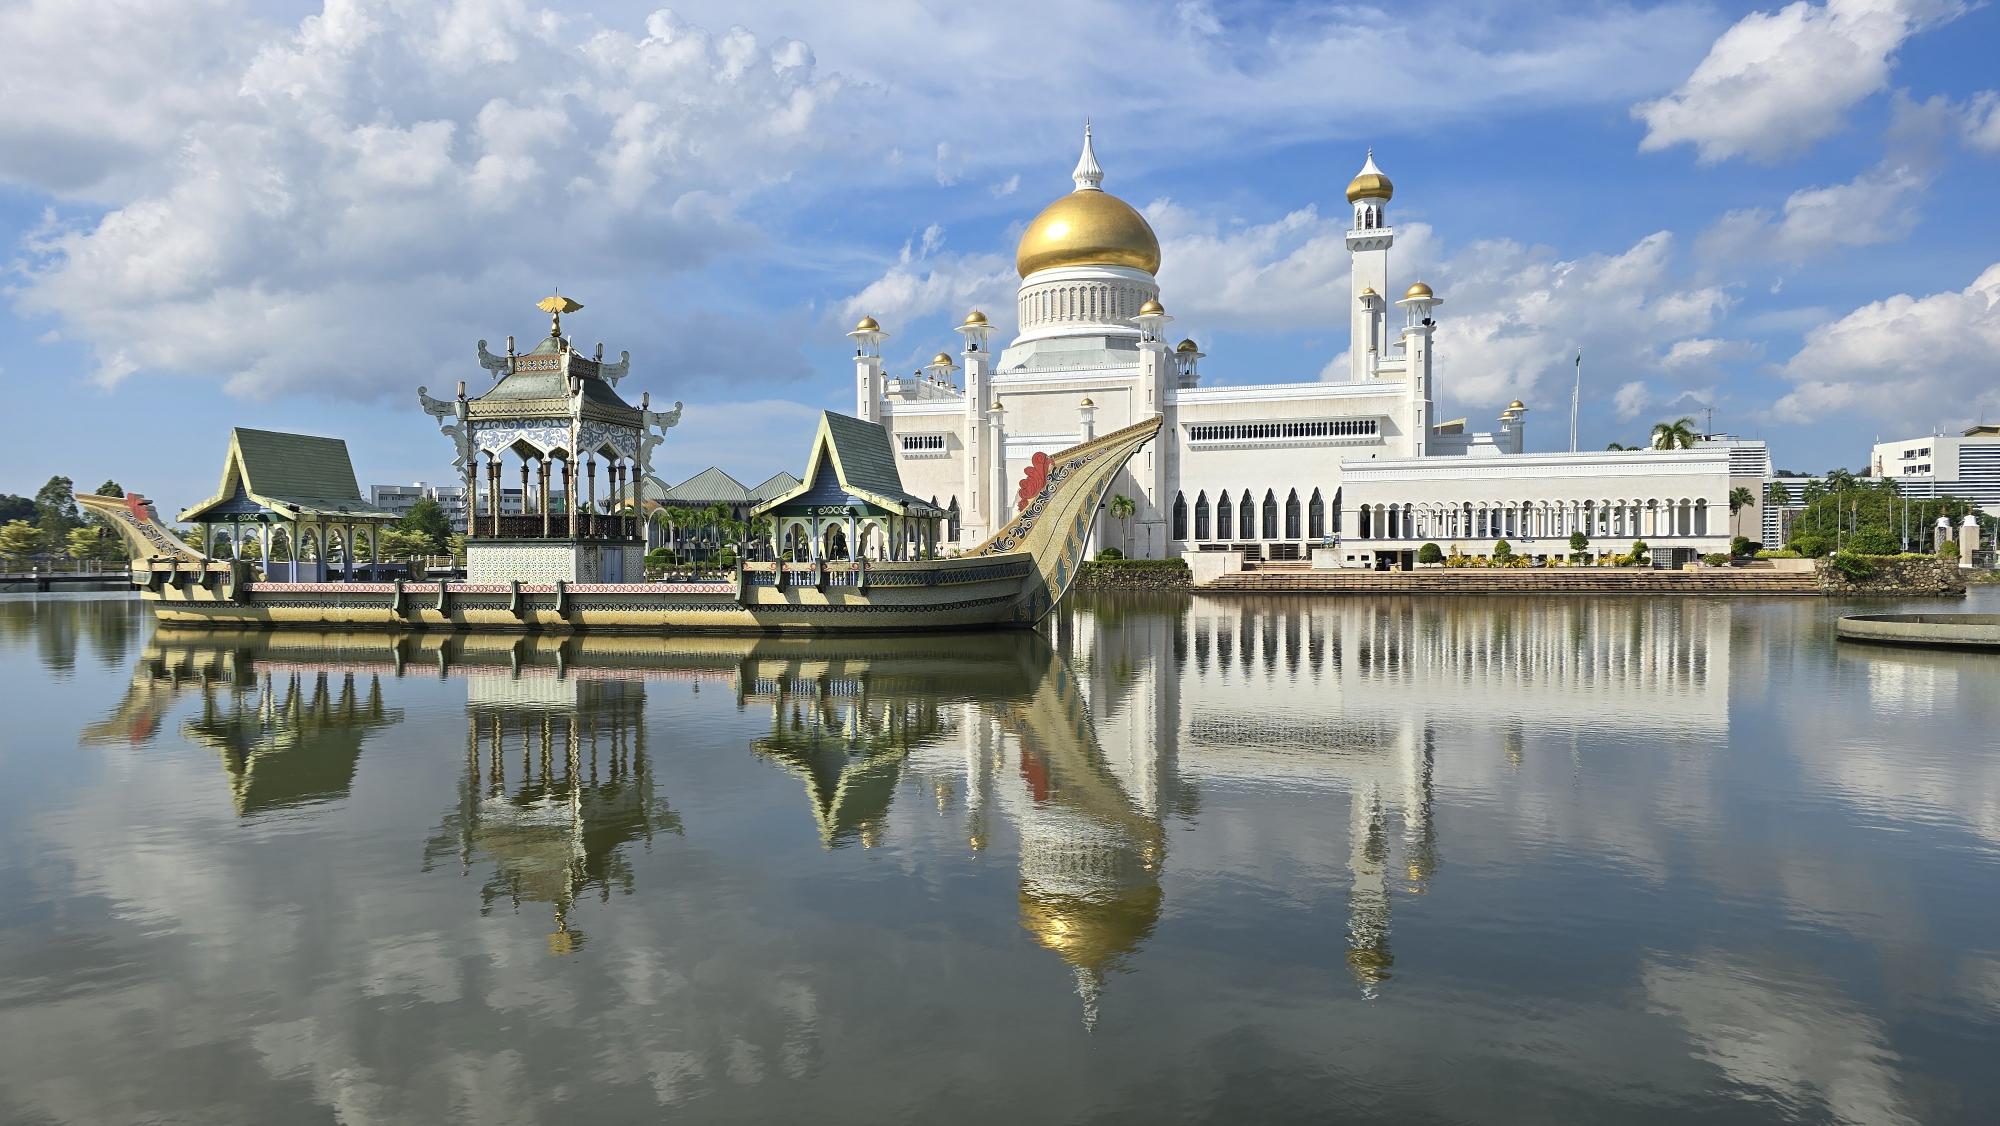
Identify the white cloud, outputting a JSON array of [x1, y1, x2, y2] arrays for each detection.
[[1696, 91, 1951, 262], [837, 224, 1016, 347], [11, 2, 849, 398], [1962, 91, 2000, 152], [1773, 262, 2000, 424], [1633, 0, 1964, 163], [1613, 380, 1653, 421], [1660, 337, 1761, 372], [990, 174, 1021, 199]]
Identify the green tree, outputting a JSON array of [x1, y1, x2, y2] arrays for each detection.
[[1568, 530, 1589, 559], [1605, 442, 1638, 451], [1493, 539, 1515, 563], [0, 495, 34, 523], [1728, 486, 1756, 515], [94, 480, 124, 498], [377, 528, 434, 559], [33, 475, 81, 543], [397, 497, 452, 553], [1418, 542, 1443, 564], [1765, 480, 1792, 508], [1650, 417, 1699, 450], [0, 520, 46, 564], [66, 527, 105, 562], [1629, 539, 1649, 565]]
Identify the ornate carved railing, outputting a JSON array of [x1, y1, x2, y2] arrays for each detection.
[[475, 513, 640, 542]]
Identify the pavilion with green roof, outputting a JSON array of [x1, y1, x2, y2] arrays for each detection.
[[751, 411, 948, 562], [178, 428, 399, 580]]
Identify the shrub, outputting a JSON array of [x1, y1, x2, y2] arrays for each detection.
[[1755, 548, 1803, 560], [1493, 539, 1515, 563], [1730, 536, 1754, 558], [1828, 551, 1876, 581], [1848, 529, 1900, 555], [1702, 553, 1731, 566], [1096, 547, 1125, 561], [1629, 539, 1650, 565], [1569, 531, 1589, 555], [1417, 542, 1443, 564], [1789, 533, 1833, 558]]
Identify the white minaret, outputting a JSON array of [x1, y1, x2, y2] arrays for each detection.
[[1345, 150, 1394, 384], [957, 309, 995, 545], [1134, 299, 1174, 558], [849, 315, 887, 423], [1396, 282, 1440, 458], [989, 400, 1010, 526]]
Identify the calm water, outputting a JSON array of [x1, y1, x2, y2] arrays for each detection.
[[2, 591, 1998, 1124]]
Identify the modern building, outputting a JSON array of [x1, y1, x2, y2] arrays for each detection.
[[369, 481, 476, 524], [1871, 425, 2000, 514], [857, 127, 1755, 567]]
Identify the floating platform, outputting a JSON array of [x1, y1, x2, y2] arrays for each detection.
[[1836, 613, 2000, 650]]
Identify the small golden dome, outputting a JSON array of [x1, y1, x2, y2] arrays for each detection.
[[959, 309, 988, 327], [989, 399, 1005, 412], [1175, 338, 1199, 353], [1404, 281, 1434, 300], [1360, 286, 1377, 298], [1016, 189, 1162, 277], [1346, 149, 1393, 203], [1080, 397, 1094, 407], [1509, 399, 1526, 410], [1137, 298, 1165, 316], [931, 352, 953, 367], [854, 315, 881, 333]]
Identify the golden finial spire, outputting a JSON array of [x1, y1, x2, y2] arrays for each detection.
[[537, 290, 583, 338]]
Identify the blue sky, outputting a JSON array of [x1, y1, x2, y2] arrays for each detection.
[[4, 0, 1999, 510]]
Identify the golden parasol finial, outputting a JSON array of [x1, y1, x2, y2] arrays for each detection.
[[537, 290, 583, 337]]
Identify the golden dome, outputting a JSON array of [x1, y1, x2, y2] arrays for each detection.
[[1137, 298, 1165, 316], [1018, 883, 1163, 972], [1403, 281, 1433, 300], [959, 309, 988, 327], [1508, 399, 1526, 410], [1015, 189, 1161, 277], [1175, 338, 1199, 353], [1080, 397, 1094, 407], [853, 315, 880, 333], [1346, 149, 1393, 203], [1360, 286, 1377, 298], [931, 352, 953, 367]]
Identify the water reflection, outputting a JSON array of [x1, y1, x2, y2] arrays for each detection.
[[24, 591, 1999, 1123]]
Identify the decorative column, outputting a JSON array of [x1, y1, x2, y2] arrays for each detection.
[[487, 453, 500, 537], [989, 401, 1009, 529], [539, 458, 551, 539], [586, 458, 598, 538], [560, 458, 573, 537]]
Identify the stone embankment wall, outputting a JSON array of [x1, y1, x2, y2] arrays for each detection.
[[1815, 556, 1967, 596], [1074, 560, 1192, 591]]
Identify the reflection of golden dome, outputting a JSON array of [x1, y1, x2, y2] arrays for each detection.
[[1404, 281, 1433, 300], [1346, 150, 1393, 202], [1348, 942, 1393, 986], [1175, 338, 1199, 353], [1016, 189, 1162, 277], [1019, 883, 1163, 972]]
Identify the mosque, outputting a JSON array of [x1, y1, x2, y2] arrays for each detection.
[[858, 127, 1766, 567]]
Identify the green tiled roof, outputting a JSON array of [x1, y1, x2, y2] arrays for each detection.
[[664, 466, 752, 505], [753, 412, 941, 518], [181, 428, 397, 522], [749, 471, 802, 502]]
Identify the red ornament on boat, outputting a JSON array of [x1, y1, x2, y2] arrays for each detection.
[[1017, 452, 1051, 512]]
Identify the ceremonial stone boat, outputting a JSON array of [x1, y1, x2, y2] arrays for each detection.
[[78, 415, 1162, 634]]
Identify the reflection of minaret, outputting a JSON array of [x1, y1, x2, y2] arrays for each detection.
[[425, 676, 679, 955], [1343, 719, 1436, 998]]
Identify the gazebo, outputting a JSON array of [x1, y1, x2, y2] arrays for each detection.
[[421, 294, 681, 583], [178, 428, 399, 581], [751, 411, 947, 562]]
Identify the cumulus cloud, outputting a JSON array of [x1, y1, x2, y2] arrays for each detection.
[[836, 224, 1015, 349], [1773, 262, 2000, 425], [11, 2, 848, 398], [1613, 380, 1654, 421], [1633, 0, 1965, 163], [1696, 91, 1952, 262], [1961, 91, 2000, 152]]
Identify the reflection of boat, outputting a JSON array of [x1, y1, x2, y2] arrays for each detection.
[[74, 414, 1161, 634]]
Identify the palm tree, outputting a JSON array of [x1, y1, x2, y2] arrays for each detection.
[[1728, 487, 1756, 515], [1765, 480, 1793, 508], [1650, 416, 1699, 450], [1605, 442, 1639, 451], [1104, 494, 1136, 557]]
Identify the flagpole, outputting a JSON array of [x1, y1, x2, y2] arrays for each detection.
[[1569, 352, 1581, 453]]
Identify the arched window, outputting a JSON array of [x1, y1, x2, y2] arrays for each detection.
[[1280, 490, 1296, 539], [1241, 491, 1256, 539], [1331, 488, 1342, 534], [1194, 491, 1211, 540], [1359, 504, 1372, 538], [1217, 493, 1233, 539], [1172, 492, 1188, 541], [1308, 488, 1325, 538]]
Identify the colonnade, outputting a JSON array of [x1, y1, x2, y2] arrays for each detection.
[[774, 513, 943, 563], [1353, 497, 1713, 543], [474, 447, 639, 540]]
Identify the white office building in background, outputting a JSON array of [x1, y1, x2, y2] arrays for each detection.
[[1871, 425, 2000, 513]]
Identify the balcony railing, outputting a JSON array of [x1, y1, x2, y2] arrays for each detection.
[[473, 513, 641, 542]]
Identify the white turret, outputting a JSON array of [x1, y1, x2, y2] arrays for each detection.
[[849, 316, 887, 424], [1396, 282, 1439, 458], [1345, 149, 1395, 384], [957, 309, 996, 544], [1072, 119, 1104, 190]]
